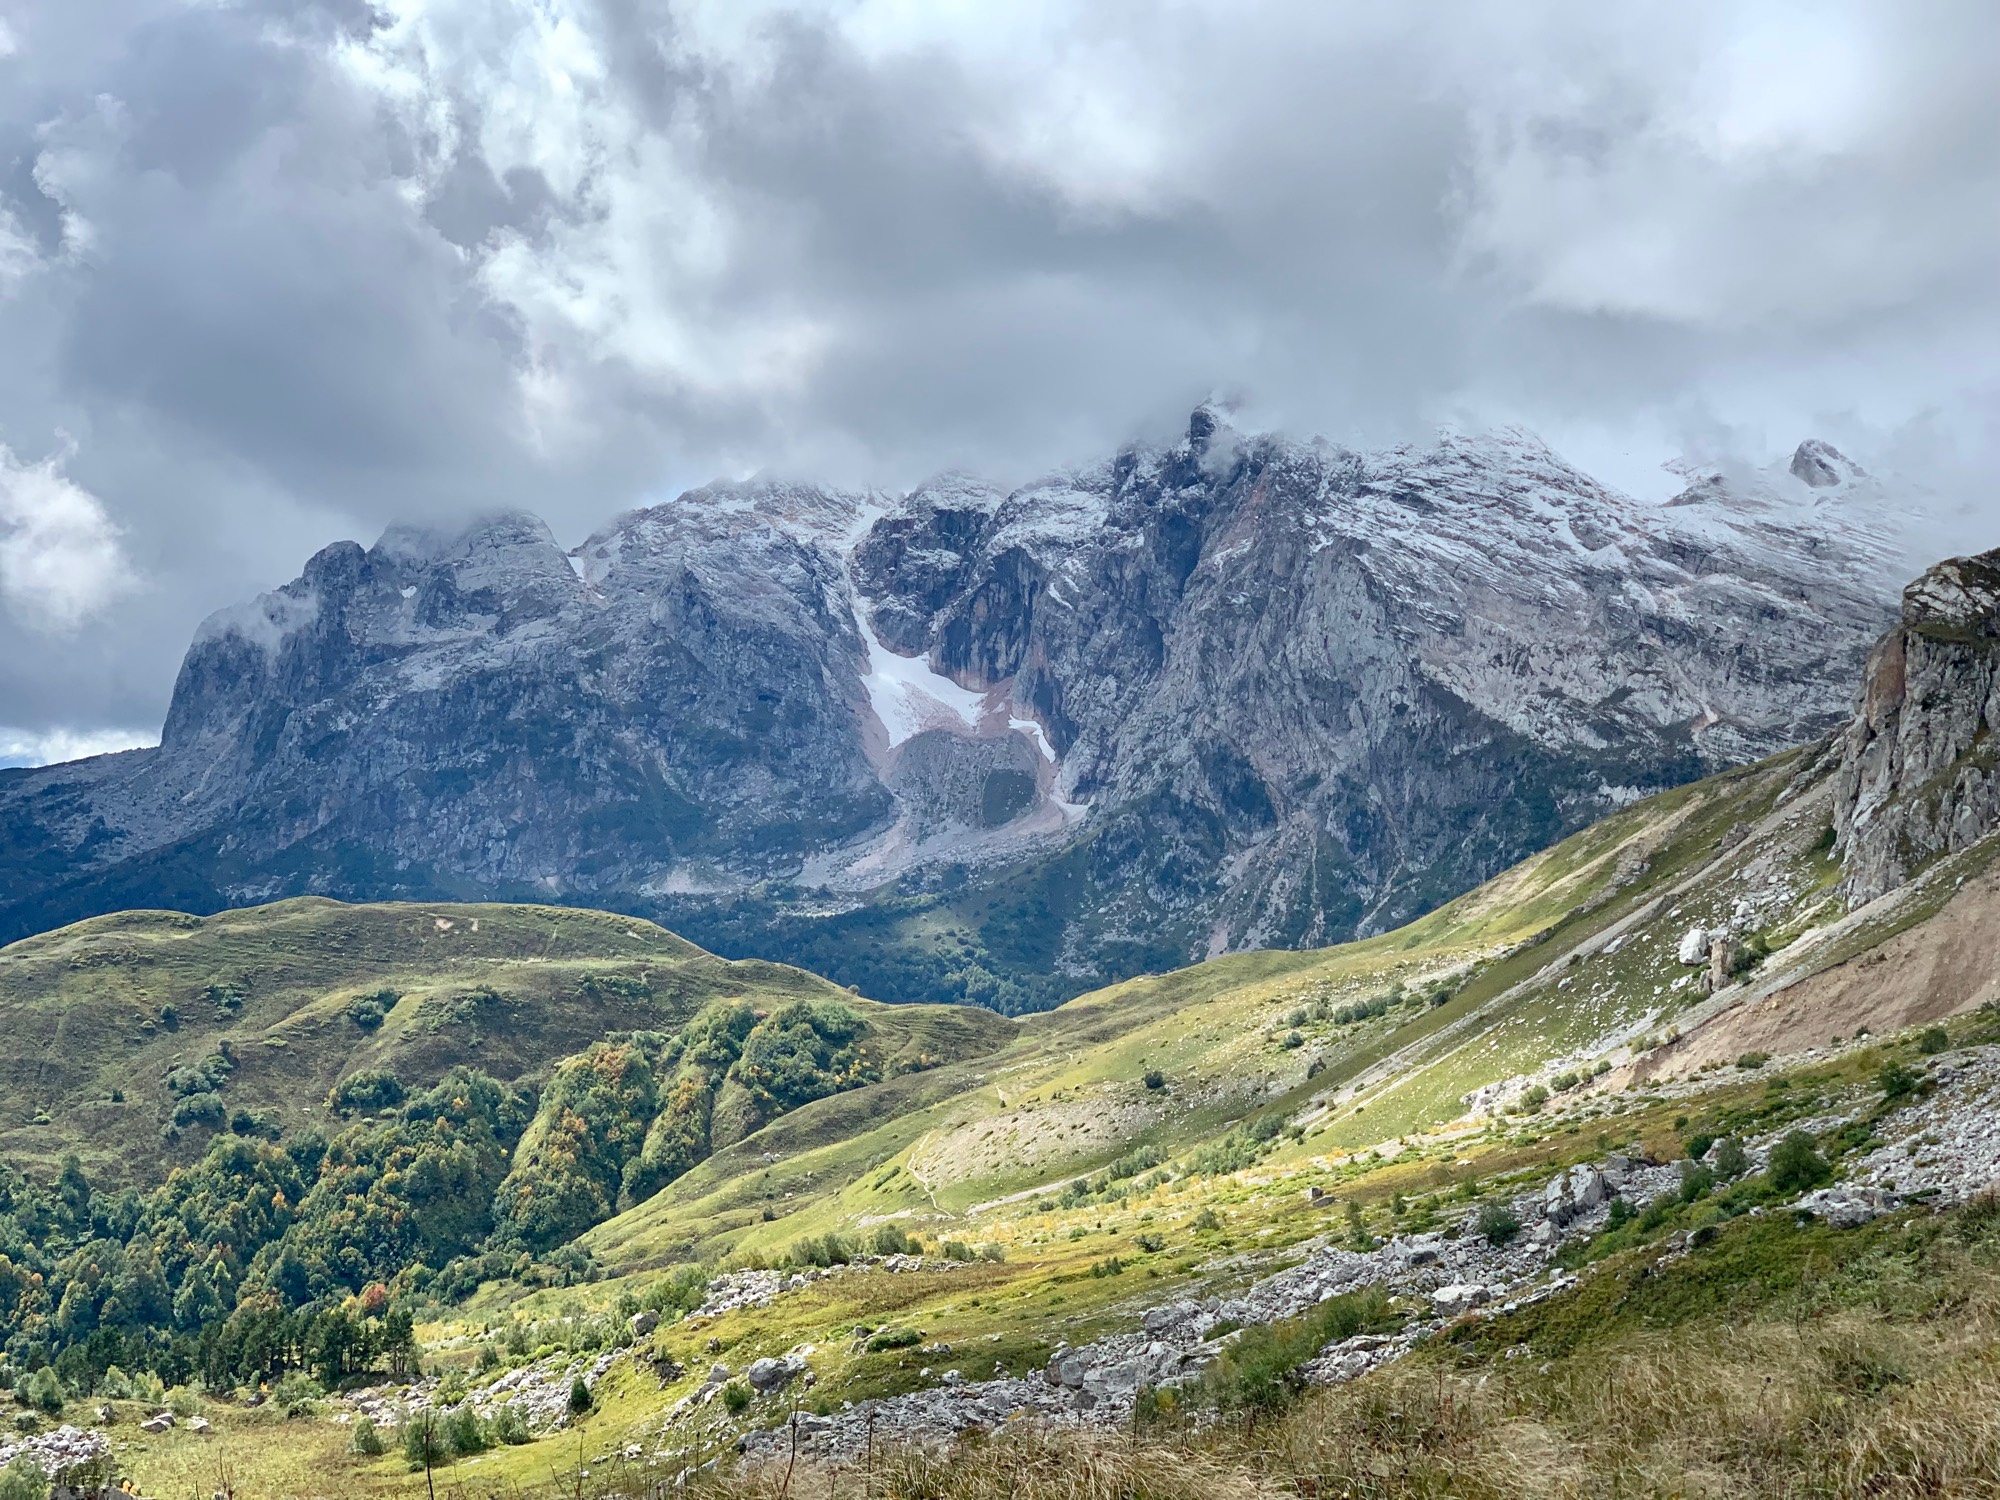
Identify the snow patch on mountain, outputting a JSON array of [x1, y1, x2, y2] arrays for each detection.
[[857, 607, 990, 748]]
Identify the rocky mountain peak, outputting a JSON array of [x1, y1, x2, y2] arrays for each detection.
[[1185, 401, 1228, 454], [1790, 438, 1861, 489]]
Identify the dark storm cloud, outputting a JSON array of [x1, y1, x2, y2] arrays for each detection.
[[0, 0, 1994, 755]]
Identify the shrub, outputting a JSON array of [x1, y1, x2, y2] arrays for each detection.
[[22, 1368, 62, 1415], [720, 1380, 752, 1414], [868, 1224, 920, 1256], [1685, 1132, 1716, 1161], [1712, 1137, 1749, 1179], [1518, 1085, 1550, 1114], [568, 1376, 594, 1416], [1134, 1232, 1166, 1253], [329, 1069, 406, 1116], [1090, 1257, 1126, 1277], [204, 981, 247, 1012], [1194, 1208, 1222, 1231], [1332, 994, 1395, 1026], [866, 1328, 923, 1352], [348, 990, 397, 1030], [1917, 1026, 1951, 1055], [442, 1403, 489, 1456], [0, 1458, 47, 1500], [164, 1047, 235, 1096], [1551, 1072, 1580, 1093], [403, 1412, 446, 1470], [1142, 1070, 1166, 1091], [1878, 1061, 1921, 1101], [640, 1263, 711, 1318], [1280, 1030, 1304, 1050], [939, 1240, 975, 1262], [169, 1093, 226, 1129], [1193, 1286, 1394, 1413], [1728, 935, 1770, 978], [229, 1108, 280, 1139], [273, 1372, 322, 1416], [784, 1232, 855, 1268], [1679, 1163, 1716, 1204], [1767, 1131, 1833, 1194], [1477, 1202, 1521, 1246], [1604, 1198, 1634, 1231], [491, 1403, 532, 1445], [1735, 1052, 1770, 1070], [350, 1416, 384, 1456]]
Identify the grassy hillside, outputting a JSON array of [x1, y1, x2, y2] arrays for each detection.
[[0, 897, 1004, 1186], [583, 748, 1806, 1270]]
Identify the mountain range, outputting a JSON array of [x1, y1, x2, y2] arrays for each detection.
[[0, 411, 1910, 1009]]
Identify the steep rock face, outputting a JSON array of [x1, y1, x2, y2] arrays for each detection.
[[847, 420, 1901, 957], [0, 490, 891, 923], [0, 413, 1905, 1003], [1832, 549, 2000, 904]]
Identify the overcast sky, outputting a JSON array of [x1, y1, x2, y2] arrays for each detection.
[[0, 0, 1996, 762]]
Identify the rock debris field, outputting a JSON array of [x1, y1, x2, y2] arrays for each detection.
[[742, 1048, 2000, 1465]]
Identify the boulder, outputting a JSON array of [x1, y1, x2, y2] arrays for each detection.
[[1540, 1165, 1609, 1225], [1795, 1186, 1898, 1229], [1047, 1351, 1092, 1390], [1676, 927, 1710, 965], [746, 1356, 805, 1394], [1432, 1284, 1490, 1314], [1140, 1301, 1206, 1338], [628, 1311, 659, 1338]]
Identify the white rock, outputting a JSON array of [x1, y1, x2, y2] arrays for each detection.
[[1432, 1284, 1490, 1313]]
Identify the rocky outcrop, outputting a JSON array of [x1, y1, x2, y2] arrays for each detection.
[[734, 1148, 1688, 1463], [0, 415, 1903, 1002], [0, 1425, 111, 1484], [1832, 549, 2000, 904]]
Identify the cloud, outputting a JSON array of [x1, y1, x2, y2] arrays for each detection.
[[0, 206, 37, 293], [0, 0, 1994, 744], [0, 724, 154, 770], [1447, 5, 2000, 329], [0, 441, 134, 631]]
